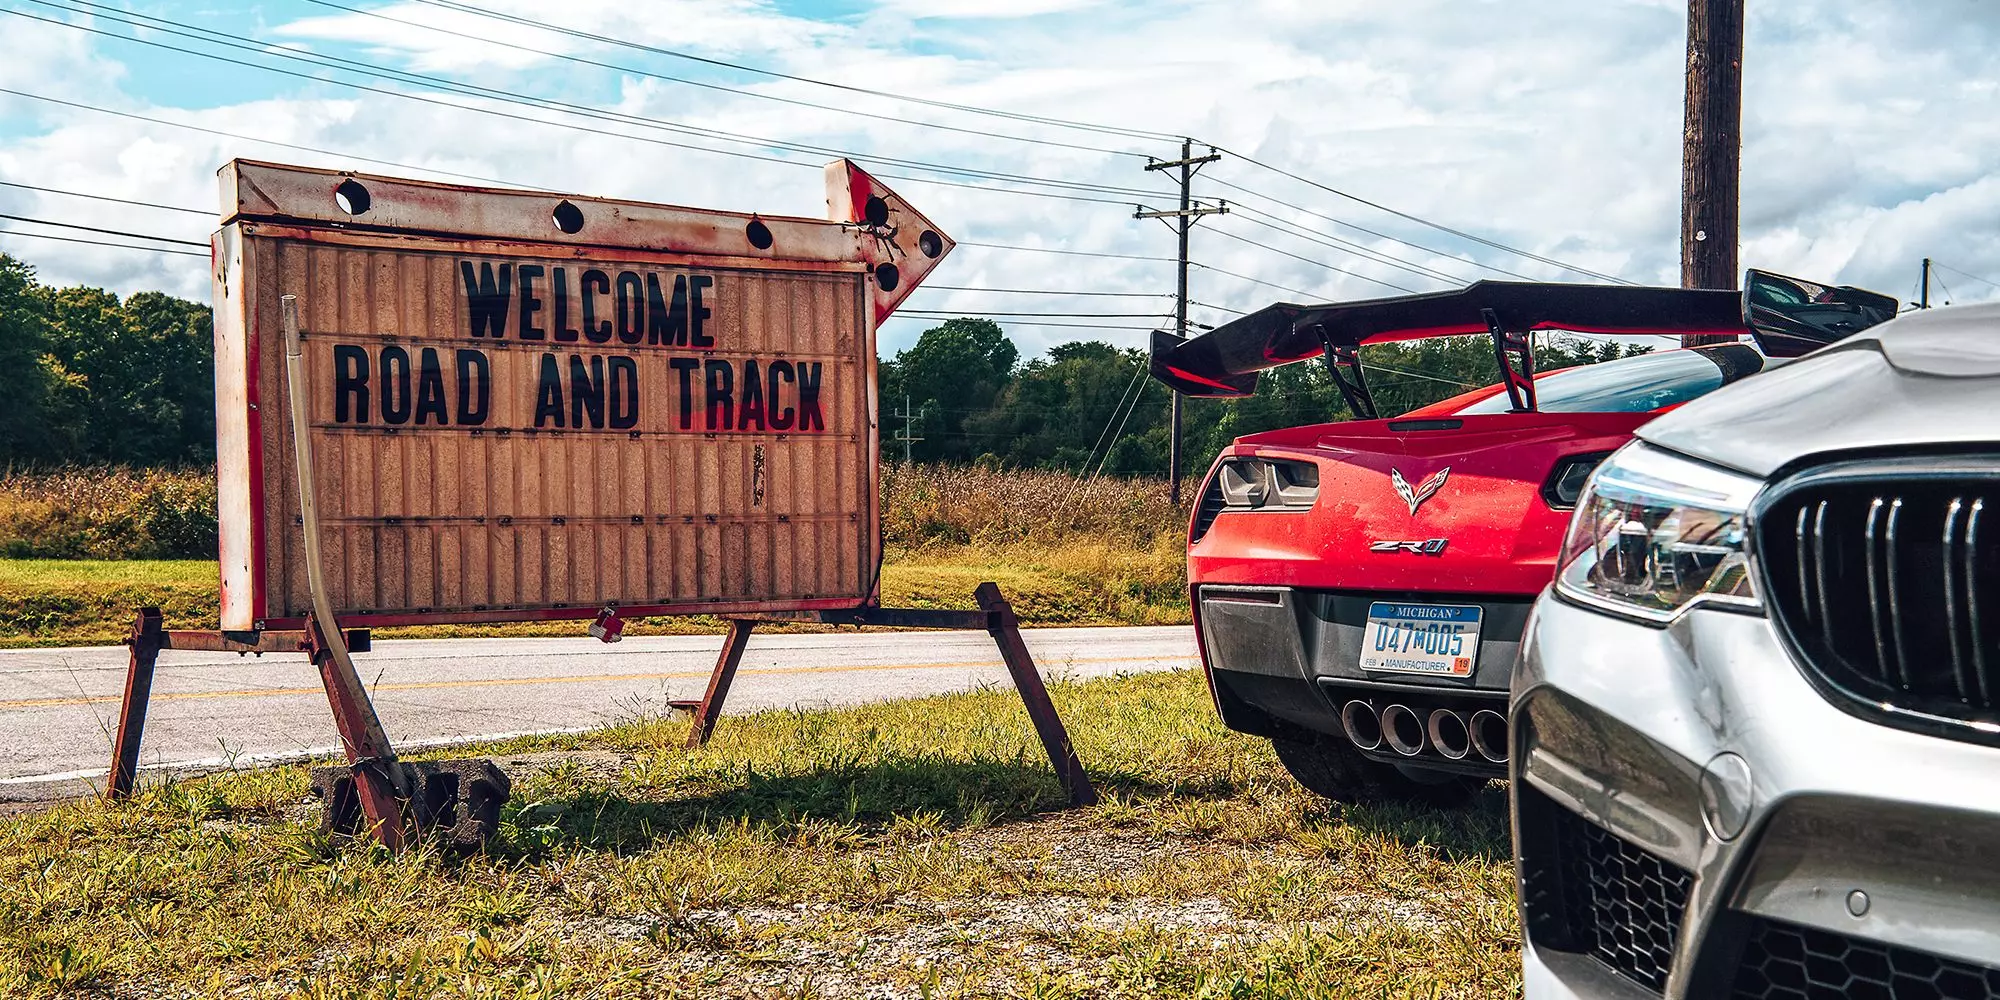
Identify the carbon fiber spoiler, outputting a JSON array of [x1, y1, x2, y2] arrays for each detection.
[[1148, 272, 1896, 400]]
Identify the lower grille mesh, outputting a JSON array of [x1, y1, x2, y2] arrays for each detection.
[[1550, 804, 1693, 993], [1732, 916, 2000, 999]]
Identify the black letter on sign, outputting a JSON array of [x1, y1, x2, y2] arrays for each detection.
[[415, 348, 449, 425], [334, 345, 369, 423], [615, 272, 643, 345], [455, 349, 490, 425], [581, 269, 612, 344], [608, 355, 639, 429], [796, 361, 825, 431], [690, 274, 715, 348], [534, 352, 564, 427], [518, 264, 546, 340], [380, 346, 412, 425], [570, 355, 605, 429], [552, 267, 579, 342], [648, 274, 693, 346], [704, 359, 734, 431], [737, 358, 765, 431], [767, 359, 795, 431], [668, 357, 700, 430], [460, 261, 512, 339]]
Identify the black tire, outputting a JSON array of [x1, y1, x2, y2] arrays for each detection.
[[1270, 734, 1483, 807]]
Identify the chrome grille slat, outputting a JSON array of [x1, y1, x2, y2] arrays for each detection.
[[1864, 498, 1892, 684], [1793, 505, 1812, 626], [1886, 497, 1911, 690], [1972, 498, 1990, 707], [1761, 468, 2000, 745], [1945, 498, 1970, 702], [1811, 500, 1833, 653]]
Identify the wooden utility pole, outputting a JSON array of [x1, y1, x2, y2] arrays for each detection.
[[1679, 0, 1745, 347], [1139, 140, 1225, 505]]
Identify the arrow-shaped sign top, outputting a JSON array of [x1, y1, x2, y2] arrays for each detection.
[[218, 158, 954, 326]]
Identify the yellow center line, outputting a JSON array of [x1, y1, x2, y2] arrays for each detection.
[[0, 654, 1196, 711]]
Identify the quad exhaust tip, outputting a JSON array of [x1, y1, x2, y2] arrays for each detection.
[[1340, 700, 1383, 752], [1427, 709, 1472, 760], [1380, 704, 1426, 757], [1470, 709, 1509, 765]]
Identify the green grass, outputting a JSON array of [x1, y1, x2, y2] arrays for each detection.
[[0, 545, 1191, 647], [0, 670, 1521, 998]]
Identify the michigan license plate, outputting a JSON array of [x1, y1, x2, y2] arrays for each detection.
[[1359, 602, 1481, 677]]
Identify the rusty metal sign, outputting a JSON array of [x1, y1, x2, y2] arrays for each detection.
[[211, 159, 952, 630]]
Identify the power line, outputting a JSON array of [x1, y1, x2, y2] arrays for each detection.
[[0, 179, 214, 217], [1188, 300, 1246, 316], [0, 87, 539, 190], [1207, 227, 1420, 294], [1204, 175, 1540, 283], [1227, 206, 1466, 286], [900, 309, 1164, 318], [396, 0, 1183, 145], [1189, 262, 1321, 300], [0, 230, 208, 258], [1210, 145, 1632, 284], [924, 285, 1167, 298], [295, 0, 1148, 161], [19, 3, 1166, 207], [0, 212, 210, 248], [1934, 262, 2000, 292], [890, 318, 1164, 331], [959, 241, 1174, 263]]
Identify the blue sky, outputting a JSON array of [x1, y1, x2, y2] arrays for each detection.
[[3, 0, 1998, 357]]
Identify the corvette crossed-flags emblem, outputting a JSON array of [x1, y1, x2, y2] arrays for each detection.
[[1390, 467, 1451, 516]]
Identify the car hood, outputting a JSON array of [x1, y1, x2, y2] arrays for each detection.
[[1638, 303, 2000, 477]]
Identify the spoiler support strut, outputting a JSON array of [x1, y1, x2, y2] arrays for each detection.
[[1318, 328, 1378, 420], [1484, 308, 1538, 412]]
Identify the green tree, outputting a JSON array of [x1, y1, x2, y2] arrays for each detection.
[[882, 318, 1018, 463], [0, 255, 62, 464]]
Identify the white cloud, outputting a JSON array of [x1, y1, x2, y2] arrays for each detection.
[[1, 0, 1996, 357]]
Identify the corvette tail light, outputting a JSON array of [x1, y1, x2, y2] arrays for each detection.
[[1191, 457, 1320, 542], [1542, 452, 1612, 510]]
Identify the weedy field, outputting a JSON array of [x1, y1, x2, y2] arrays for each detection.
[[0, 465, 1191, 646], [0, 670, 1521, 999]]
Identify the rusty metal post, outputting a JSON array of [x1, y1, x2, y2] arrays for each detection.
[[303, 613, 406, 851], [684, 620, 755, 748], [975, 582, 1098, 807], [105, 607, 165, 800]]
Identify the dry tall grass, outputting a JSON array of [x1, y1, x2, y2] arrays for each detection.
[[882, 464, 1188, 550], [0, 468, 217, 560], [0, 465, 1191, 560]]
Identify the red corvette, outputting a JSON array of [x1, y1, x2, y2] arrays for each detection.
[[1150, 273, 1895, 804]]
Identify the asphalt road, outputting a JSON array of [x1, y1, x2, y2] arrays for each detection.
[[0, 625, 1196, 799]]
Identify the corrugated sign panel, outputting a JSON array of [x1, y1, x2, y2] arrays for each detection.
[[213, 160, 951, 629]]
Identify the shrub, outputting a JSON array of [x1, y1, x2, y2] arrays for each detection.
[[881, 464, 1189, 551], [0, 467, 217, 559]]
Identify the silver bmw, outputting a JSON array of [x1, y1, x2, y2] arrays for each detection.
[[1512, 289, 2000, 998]]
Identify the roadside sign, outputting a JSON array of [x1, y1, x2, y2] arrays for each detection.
[[211, 159, 952, 630]]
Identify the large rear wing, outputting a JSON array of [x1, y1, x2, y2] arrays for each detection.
[[1149, 271, 1897, 413]]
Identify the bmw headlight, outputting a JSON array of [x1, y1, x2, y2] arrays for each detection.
[[1555, 442, 1763, 622]]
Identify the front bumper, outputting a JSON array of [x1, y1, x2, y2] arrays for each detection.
[[1513, 593, 2000, 997]]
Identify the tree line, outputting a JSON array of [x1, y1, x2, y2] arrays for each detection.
[[881, 317, 1651, 475], [0, 252, 1647, 473], [0, 254, 215, 467]]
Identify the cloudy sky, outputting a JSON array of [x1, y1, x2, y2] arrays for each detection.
[[1, 0, 1996, 356]]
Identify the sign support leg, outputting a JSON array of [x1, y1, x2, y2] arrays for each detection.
[[304, 612, 408, 851], [105, 606, 164, 801], [685, 619, 755, 749], [975, 583, 1099, 807]]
